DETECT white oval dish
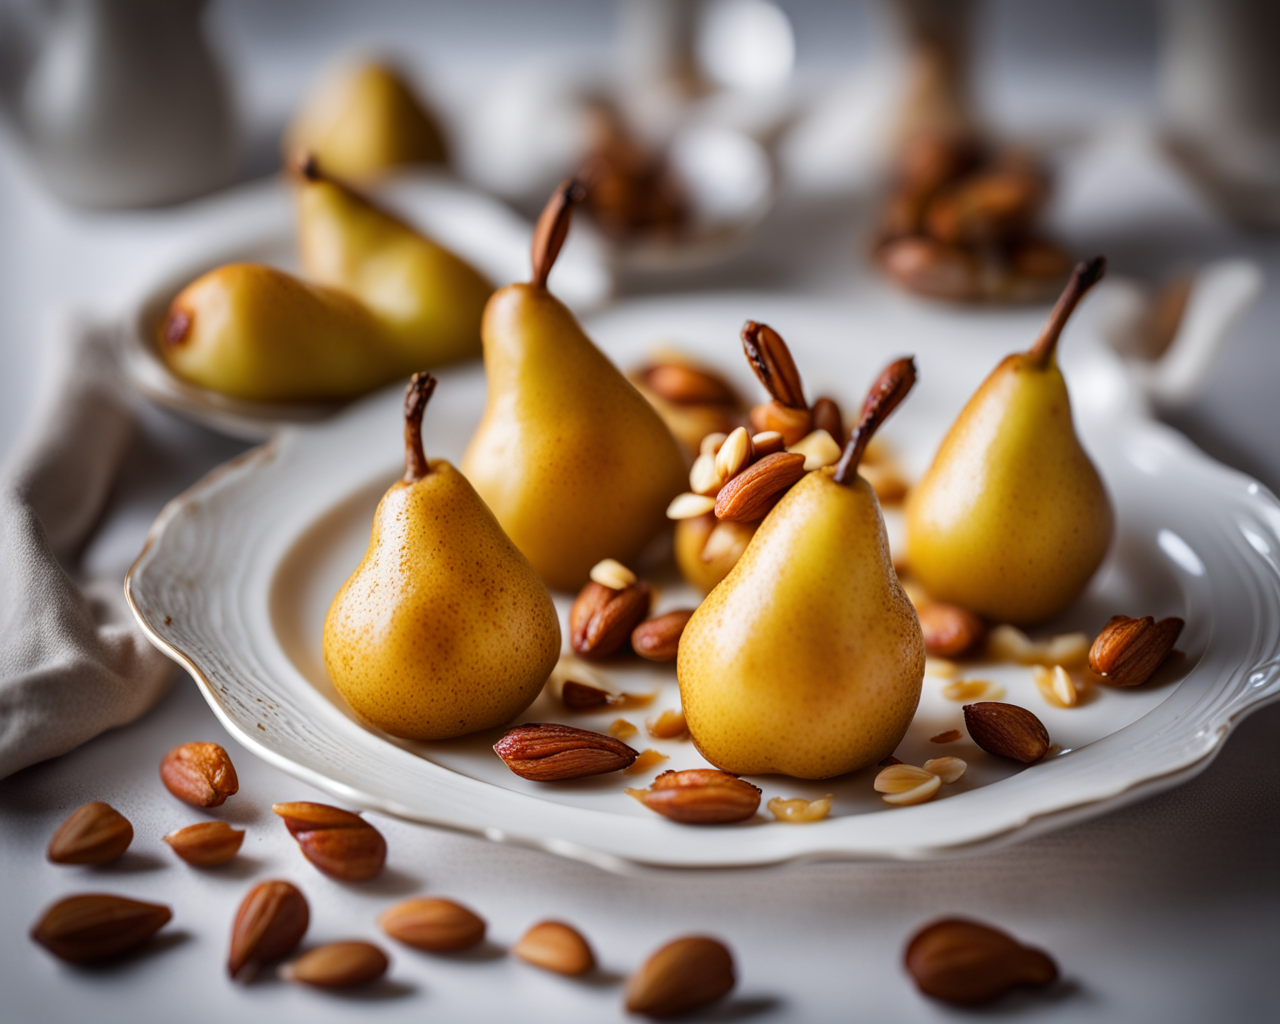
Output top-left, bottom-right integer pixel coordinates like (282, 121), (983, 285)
(115, 170), (611, 441)
(125, 291), (1280, 872)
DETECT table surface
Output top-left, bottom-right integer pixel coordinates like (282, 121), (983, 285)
(2, 3), (1278, 1022)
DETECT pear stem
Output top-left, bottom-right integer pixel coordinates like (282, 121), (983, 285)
(1027, 255), (1107, 367)
(740, 321), (808, 409)
(403, 371), (437, 483)
(833, 357), (918, 486)
(530, 178), (588, 290)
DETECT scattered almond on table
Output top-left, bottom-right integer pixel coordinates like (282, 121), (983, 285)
(164, 821), (244, 867)
(905, 917), (1058, 1005)
(514, 920), (595, 976)
(281, 941), (389, 987)
(228, 880), (309, 982)
(272, 802), (387, 882)
(160, 741), (239, 807)
(379, 898), (485, 952)
(625, 936), (736, 1017)
(47, 801), (133, 865)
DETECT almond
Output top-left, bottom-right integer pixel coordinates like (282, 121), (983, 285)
(589, 558), (636, 590)
(714, 452), (807, 522)
(379, 898), (485, 952)
(905, 917), (1058, 1005)
(164, 821), (244, 866)
(514, 920), (595, 976)
(632, 610), (694, 662)
(570, 579), (653, 658)
(1088, 614), (1184, 687)
(749, 430), (786, 456)
(646, 709), (688, 740)
(625, 769), (761, 824)
(929, 729), (962, 744)
(741, 320), (806, 408)
(700, 432), (729, 457)
(874, 764), (942, 806)
(47, 802), (133, 865)
(494, 723), (638, 781)
(714, 426), (753, 480)
(923, 757), (967, 784)
(31, 894), (171, 963)
(666, 492), (716, 520)
(228, 880), (309, 981)
(748, 400), (813, 445)
(272, 802), (387, 882)
(917, 603), (986, 658)
(625, 936), (735, 1017)
(281, 941), (389, 987)
(810, 396), (846, 447)
(160, 741), (239, 807)
(645, 363), (738, 405)
(788, 429), (842, 470)
(766, 794), (833, 823)
(963, 702), (1050, 764)
(688, 452), (724, 495)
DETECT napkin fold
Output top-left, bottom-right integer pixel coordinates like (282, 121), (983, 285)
(0, 319), (173, 780)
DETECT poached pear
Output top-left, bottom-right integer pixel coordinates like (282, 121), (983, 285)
(905, 257), (1113, 625)
(461, 180), (688, 590)
(295, 158), (493, 371)
(283, 61), (448, 181)
(159, 262), (398, 402)
(677, 359), (925, 778)
(323, 373), (561, 740)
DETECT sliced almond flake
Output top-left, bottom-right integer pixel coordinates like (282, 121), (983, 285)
(689, 453), (723, 495)
(923, 757), (967, 784)
(699, 432), (729, 457)
(874, 764), (936, 794)
(787, 429), (842, 471)
(941, 679), (1005, 702)
(667, 492), (716, 520)
(881, 774), (942, 806)
(622, 749), (669, 775)
(767, 795), (833, 823)
(589, 558), (636, 590)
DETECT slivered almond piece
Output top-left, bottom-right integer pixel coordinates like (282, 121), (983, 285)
(788, 429), (842, 470)
(1044, 632), (1090, 669)
(989, 625), (1089, 667)
(881, 774), (942, 806)
(923, 757), (967, 784)
(608, 719), (638, 740)
(689, 453), (723, 495)
(667, 492), (716, 520)
(47, 802), (133, 865)
(714, 452), (807, 522)
(589, 558), (636, 590)
(750, 430), (785, 456)
(874, 764), (937, 794)
(494, 723), (638, 781)
(767, 795), (832, 823)
(1089, 614), (1185, 687)
(700, 432), (729, 457)
(646, 709), (688, 739)
(623, 749), (669, 775)
(1033, 665), (1078, 708)
(714, 426), (752, 480)
(929, 729), (962, 744)
(942, 679), (1004, 701)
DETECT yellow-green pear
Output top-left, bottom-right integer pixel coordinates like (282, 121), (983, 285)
(159, 262), (398, 402)
(905, 257), (1113, 625)
(295, 159), (493, 370)
(283, 61), (448, 181)
(677, 359), (925, 779)
(323, 373), (561, 740)
(461, 180), (688, 590)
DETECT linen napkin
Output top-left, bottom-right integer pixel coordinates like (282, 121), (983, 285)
(0, 318), (173, 780)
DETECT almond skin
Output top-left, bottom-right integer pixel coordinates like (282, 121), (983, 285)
(748, 401), (813, 446)
(627, 769), (761, 824)
(47, 802), (133, 865)
(494, 723), (638, 781)
(625, 936), (736, 1017)
(31, 894), (171, 963)
(917, 602), (987, 658)
(160, 742), (239, 807)
(164, 821), (244, 866)
(272, 802), (387, 882)
(714, 452), (807, 522)
(570, 580), (653, 658)
(379, 898), (485, 952)
(228, 880), (309, 981)
(810, 396), (846, 448)
(905, 917), (1058, 1005)
(963, 702), (1050, 764)
(1088, 614), (1184, 687)
(514, 920), (595, 976)
(282, 941), (389, 987)
(632, 610), (695, 662)
(646, 363), (738, 406)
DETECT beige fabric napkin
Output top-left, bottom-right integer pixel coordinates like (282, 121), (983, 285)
(0, 318), (173, 779)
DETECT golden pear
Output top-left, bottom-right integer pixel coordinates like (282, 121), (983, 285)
(905, 257), (1113, 625)
(677, 359), (925, 778)
(461, 180), (688, 590)
(323, 373), (560, 740)
(159, 262), (397, 402)
(283, 62), (448, 180)
(295, 159), (493, 371)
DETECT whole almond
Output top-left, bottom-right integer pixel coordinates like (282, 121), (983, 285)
(811, 396), (846, 448)
(379, 898), (485, 952)
(570, 579), (653, 658)
(632, 610), (695, 662)
(1089, 614), (1184, 687)
(228, 880), (309, 981)
(626, 769), (761, 824)
(281, 941), (389, 987)
(272, 802), (387, 882)
(625, 936), (735, 1017)
(905, 917), (1058, 1005)
(164, 821), (244, 866)
(514, 920), (595, 976)
(917, 602), (987, 658)
(31, 894), (171, 963)
(494, 723), (638, 781)
(160, 741), (239, 807)
(963, 702), (1050, 764)
(47, 802), (133, 865)
(646, 363), (738, 405)
(748, 400), (813, 445)
(714, 452), (807, 522)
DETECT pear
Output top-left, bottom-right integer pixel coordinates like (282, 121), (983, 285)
(905, 257), (1113, 626)
(283, 62), (448, 181)
(295, 159), (493, 371)
(159, 262), (397, 402)
(461, 180), (688, 590)
(323, 373), (561, 741)
(677, 359), (925, 779)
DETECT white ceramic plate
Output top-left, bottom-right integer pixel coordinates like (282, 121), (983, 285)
(125, 291), (1280, 872)
(115, 171), (612, 441)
